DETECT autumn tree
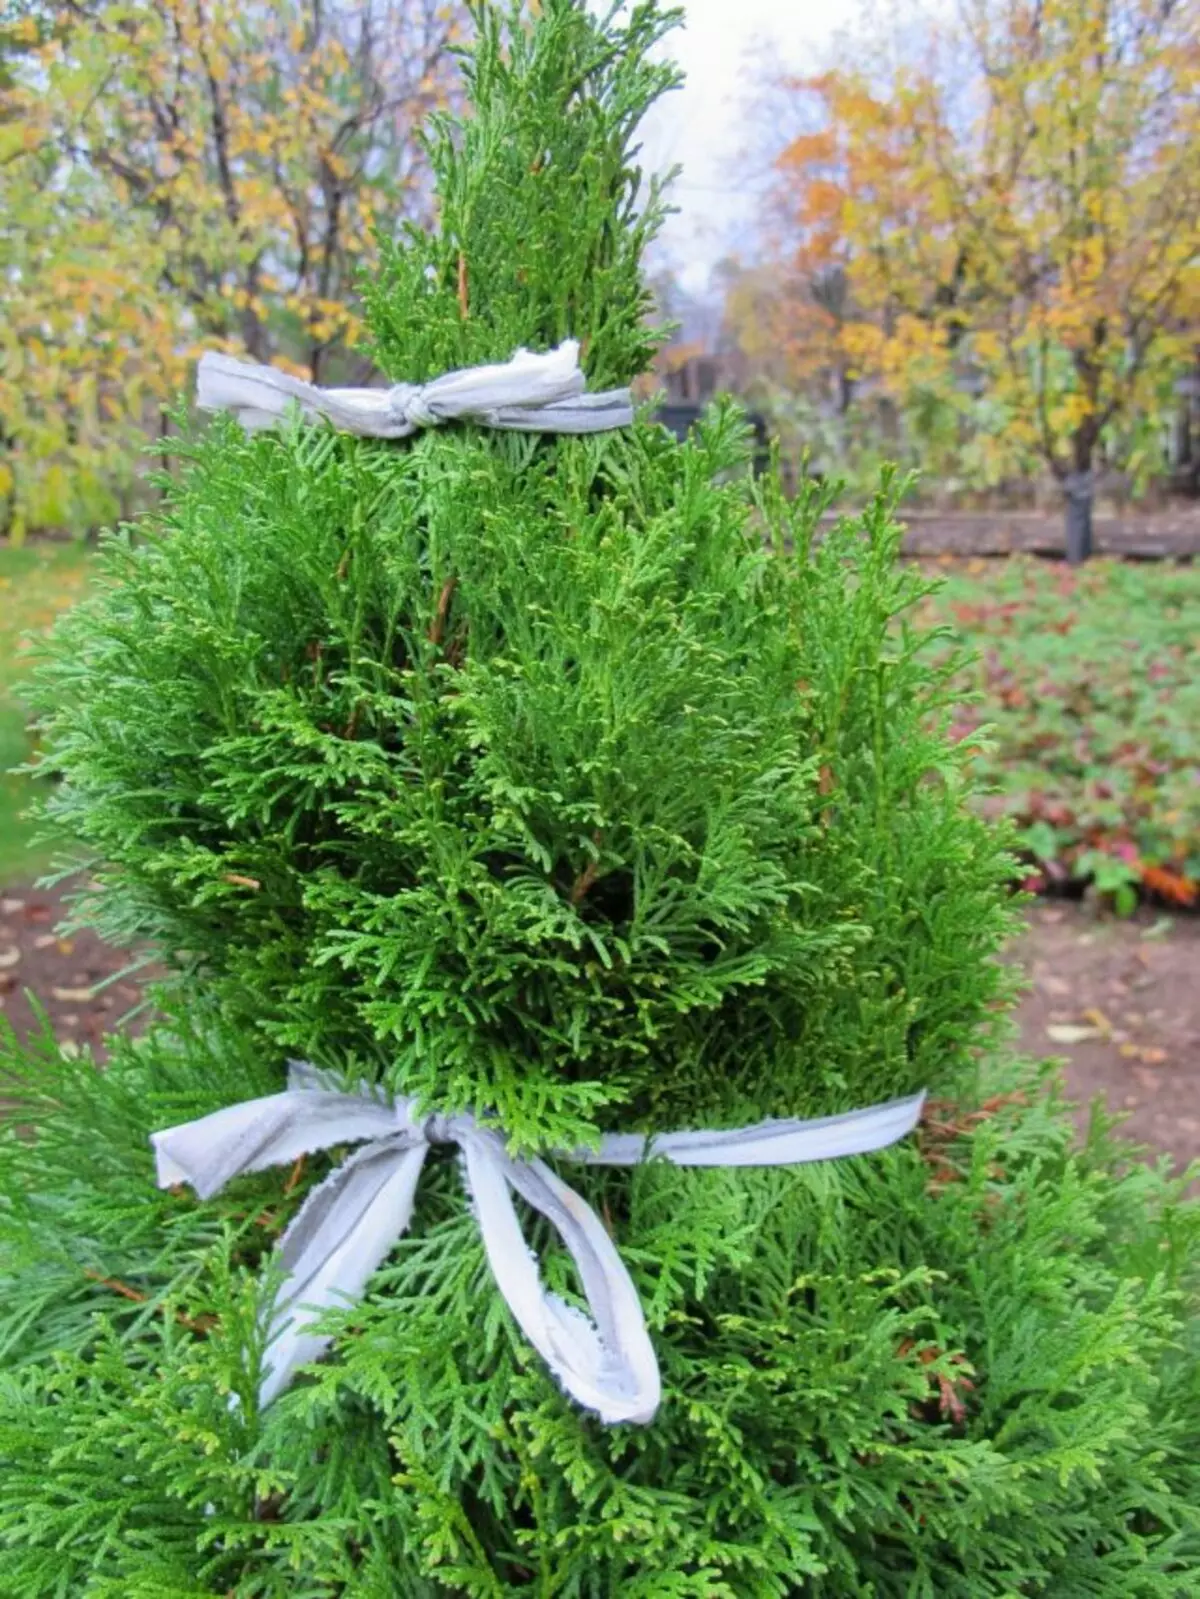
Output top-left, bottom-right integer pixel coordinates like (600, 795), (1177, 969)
(756, 0), (1200, 557)
(724, 56), (967, 492)
(2, 6), (179, 542)
(0, 0), (465, 541)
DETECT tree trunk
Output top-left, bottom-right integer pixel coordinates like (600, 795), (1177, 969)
(1063, 470), (1094, 564)
(1064, 423), (1098, 565)
(1172, 363), (1200, 496)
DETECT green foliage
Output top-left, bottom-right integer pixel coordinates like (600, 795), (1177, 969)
(2, 3), (1197, 1593)
(920, 558), (1200, 904)
(32, 405), (1016, 1152)
(1, 1015), (1198, 1596)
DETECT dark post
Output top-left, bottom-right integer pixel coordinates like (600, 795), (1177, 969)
(1064, 470), (1094, 565)
(1172, 369), (1200, 497)
(653, 403), (770, 476)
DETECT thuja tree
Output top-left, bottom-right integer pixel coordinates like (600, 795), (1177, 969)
(1, 2), (1198, 1594)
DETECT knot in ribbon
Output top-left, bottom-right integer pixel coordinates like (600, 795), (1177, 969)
(196, 339), (634, 440)
(152, 1064), (925, 1423)
(385, 382), (439, 431)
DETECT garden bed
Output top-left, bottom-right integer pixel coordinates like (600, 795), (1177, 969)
(920, 555), (1200, 910)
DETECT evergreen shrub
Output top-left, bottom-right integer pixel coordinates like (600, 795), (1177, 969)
(1, 2), (1197, 1593)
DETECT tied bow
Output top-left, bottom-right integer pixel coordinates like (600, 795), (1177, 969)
(196, 340), (633, 440)
(152, 1064), (925, 1423)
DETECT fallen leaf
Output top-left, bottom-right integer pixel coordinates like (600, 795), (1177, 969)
(1118, 1042), (1168, 1065)
(0, 947), (20, 970)
(1082, 1007), (1113, 1035)
(1139, 864), (1197, 906)
(51, 986), (94, 1003)
(1046, 1023), (1104, 1045)
(0, 898), (24, 915)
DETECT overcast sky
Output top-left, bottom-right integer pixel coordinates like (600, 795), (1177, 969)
(632, 0), (865, 293)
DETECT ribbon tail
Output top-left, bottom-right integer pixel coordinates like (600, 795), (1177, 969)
(579, 1090), (928, 1168)
(151, 1087), (402, 1199)
(197, 352), (321, 429)
(483, 391), (635, 434)
(459, 1130), (661, 1425)
(260, 1137), (428, 1407)
(197, 352), (412, 439)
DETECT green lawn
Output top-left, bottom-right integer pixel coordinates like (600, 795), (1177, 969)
(0, 541), (92, 885)
(920, 555), (1200, 908)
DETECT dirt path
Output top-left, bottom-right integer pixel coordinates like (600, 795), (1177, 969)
(0, 886), (148, 1055)
(1008, 900), (1200, 1173)
(2, 885), (1197, 1174)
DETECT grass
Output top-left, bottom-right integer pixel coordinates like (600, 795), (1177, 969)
(920, 556), (1200, 910)
(0, 541), (92, 885)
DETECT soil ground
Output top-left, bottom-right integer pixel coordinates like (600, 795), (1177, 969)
(2, 883), (1196, 1174)
(0, 885), (150, 1057)
(1007, 899), (1200, 1174)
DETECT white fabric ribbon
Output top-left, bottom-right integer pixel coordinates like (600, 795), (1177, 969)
(152, 1064), (925, 1423)
(196, 339), (633, 439)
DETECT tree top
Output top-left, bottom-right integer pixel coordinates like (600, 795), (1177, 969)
(365, 0), (683, 390)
